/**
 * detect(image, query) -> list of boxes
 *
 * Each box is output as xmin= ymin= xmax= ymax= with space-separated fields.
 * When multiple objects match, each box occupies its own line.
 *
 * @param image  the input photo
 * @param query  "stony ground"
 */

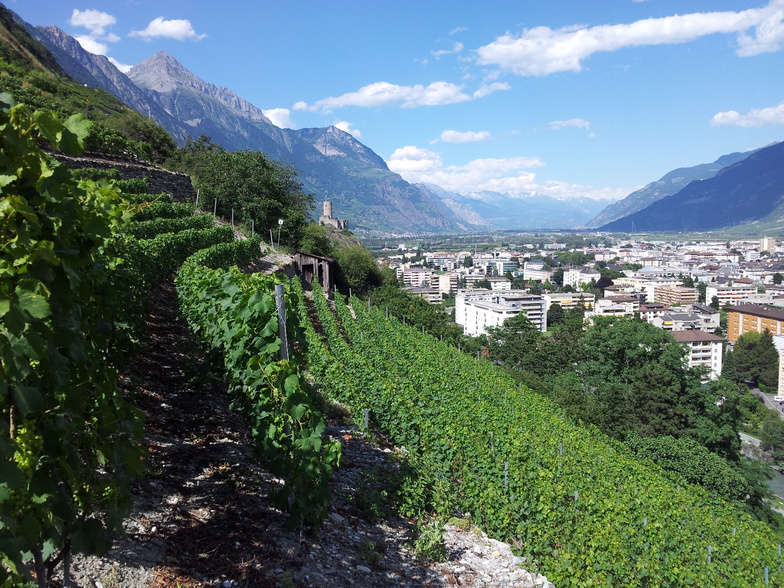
xmin=60 ymin=273 xmax=554 ymax=588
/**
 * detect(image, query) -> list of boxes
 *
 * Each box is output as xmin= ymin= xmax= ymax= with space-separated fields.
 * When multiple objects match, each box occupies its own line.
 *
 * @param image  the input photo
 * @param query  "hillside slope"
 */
xmin=600 ymin=141 xmax=784 ymax=232
xmin=587 ymin=150 xmax=753 ymax=228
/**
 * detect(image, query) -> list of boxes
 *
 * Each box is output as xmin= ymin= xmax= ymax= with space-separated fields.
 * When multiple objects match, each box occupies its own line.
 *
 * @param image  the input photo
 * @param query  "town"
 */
xmin=384 ymin=235 xmax=784 ymax=390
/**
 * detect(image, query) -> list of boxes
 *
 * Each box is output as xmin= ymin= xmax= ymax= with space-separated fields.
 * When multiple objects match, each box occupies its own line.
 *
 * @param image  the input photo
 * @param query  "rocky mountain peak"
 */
xmin=127 ymin=51 xmax=272 ymax=124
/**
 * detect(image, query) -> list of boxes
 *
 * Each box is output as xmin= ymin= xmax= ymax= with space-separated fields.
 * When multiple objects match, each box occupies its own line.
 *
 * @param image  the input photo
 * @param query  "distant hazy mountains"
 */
xmin=585 ymin=151 xmax=753 ymax=228
xmin=599 ymin=141 xmax=784 ymax=232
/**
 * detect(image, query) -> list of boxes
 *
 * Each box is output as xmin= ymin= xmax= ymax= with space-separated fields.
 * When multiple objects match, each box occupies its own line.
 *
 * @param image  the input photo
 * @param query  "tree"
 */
xmin=474 ymin=279 xmax=492 ymax=289
xmin=298 ymin=223 xmax=334 ymax=257
xmin=485 ymin=313 xmax=545 ymax=375
xmin=697 ymin=281 xmax=707 ymax=303
xmin=726 ymin=330 xmax=779 ymax=389
xmin=335 ymin=245 xmax=382 ymax=293
xmin=774 ymin=272 xmax=783 ymax=285
xmin=710 ymin=295 xmax=720 ymax=310
xmin=547 ymin=302 xmax=565 ymax=326
xmin=172 ymin=140 xmax=313 ymax=246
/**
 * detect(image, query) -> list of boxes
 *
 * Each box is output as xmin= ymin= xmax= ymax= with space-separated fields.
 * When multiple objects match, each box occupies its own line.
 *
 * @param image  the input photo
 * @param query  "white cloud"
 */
xmin=334 ymin=120 xmax=362 ymax=138
xmin=476 ymin=2 xmax=784 ymax=76
xmin=300 ymin=81 xmax=471 ymax=112
xmin=130 ymin=17 xmax=207 ymax=41
xmin=437 ymin=130 xmax=491 ymax=143
xmin=75 ymin=35 xmax=109 ymax=56
xmin=549 ymin=118 xmax=591 ymax=130
xmin=108 ymin=57 xmax=133 ymax=73
xmin=737 ymin=2 xmax=784 ymax=55
xmin=711 ymin=101 xmax=784 ymax=126
xmin=450 ymin=26 xmax=469 ymax=36
xmin=387 ymin=145 xmax=624 ymax=200
xmin=69 ymin=9 xmax=116 ymax=37
xmin=69 ymin=9 xmax=121 ymax=58
xmin=473 ymin=81 xmax=511 ymax=98
xmin=263 ymin=108 xmax=295 ymax=129
xmin=432 ymin=42 xmax=464 ymax=58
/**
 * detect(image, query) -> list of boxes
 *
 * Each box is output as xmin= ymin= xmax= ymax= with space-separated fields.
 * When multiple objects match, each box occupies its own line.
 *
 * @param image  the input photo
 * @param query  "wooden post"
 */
xmin=275 ymin=284 xmax=289 ymax=360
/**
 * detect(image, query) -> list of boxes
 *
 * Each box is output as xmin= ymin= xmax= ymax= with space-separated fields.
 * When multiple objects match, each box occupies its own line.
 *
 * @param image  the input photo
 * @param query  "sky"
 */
xmin=10 ymin=1 xmax=784 ymax=203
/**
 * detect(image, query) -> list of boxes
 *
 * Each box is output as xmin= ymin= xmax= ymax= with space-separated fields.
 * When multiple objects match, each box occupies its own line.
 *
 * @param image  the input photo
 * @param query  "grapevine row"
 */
xmin=300 ymin=285 xmax=784 ymax=587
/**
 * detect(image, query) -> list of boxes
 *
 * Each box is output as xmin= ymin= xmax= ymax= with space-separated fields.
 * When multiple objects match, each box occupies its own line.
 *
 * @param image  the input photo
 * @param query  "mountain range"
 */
xmin=585 ymin=150 xmax=754 ymax=228
xmin=24 ymin=19 xmax=615 ymax=234
xmin=600 ymin=140 xmax=784 ymax=233
xmin=12 ymin=11 xmax=784 ymax=235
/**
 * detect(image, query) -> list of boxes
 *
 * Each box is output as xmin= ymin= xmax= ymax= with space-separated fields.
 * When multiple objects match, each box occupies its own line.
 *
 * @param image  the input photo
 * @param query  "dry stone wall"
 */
xmin=53 ymin=154 xmax=196 ymax=201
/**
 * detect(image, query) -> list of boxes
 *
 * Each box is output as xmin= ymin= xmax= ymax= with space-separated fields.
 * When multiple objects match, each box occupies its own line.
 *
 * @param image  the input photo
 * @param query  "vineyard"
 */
xmin=4 ymin=98 xmax=784 ymax=587
xmin=296 ymin=283 xmax=784 ymax=587
xmin=0 ymin=99 xmax=335 ymax=586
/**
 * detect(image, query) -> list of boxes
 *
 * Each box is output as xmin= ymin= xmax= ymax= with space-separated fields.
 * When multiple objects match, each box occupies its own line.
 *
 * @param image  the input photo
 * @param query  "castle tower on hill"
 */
xmin=318 ymin=200 xmax=348 ymax=230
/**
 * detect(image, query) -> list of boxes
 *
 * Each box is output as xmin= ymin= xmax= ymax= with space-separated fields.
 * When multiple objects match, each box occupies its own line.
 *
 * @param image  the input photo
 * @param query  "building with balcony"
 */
xmin=653 ymin=285 xmax=698 ymax=306
xmin=671 ymin=330 xmax=724 ymax=380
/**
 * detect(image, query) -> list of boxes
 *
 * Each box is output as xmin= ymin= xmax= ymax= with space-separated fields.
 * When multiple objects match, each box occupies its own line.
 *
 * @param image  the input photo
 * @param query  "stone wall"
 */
xmin=52 ymin=154 xmax=196 ymax=201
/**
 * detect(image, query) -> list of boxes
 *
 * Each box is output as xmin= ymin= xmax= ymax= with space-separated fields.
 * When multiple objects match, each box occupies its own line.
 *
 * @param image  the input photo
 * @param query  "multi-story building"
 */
xmin=588 ymin=296 xmax=638 ymax=319
xmin=685 ymin=303 xmax=721 ymax=331
xmin=399 ymin=266 xmax=433 ymax=287
xmin=761 ymin=237 xmax=776 ymax=254
xmin=727 ymin=304 xmax=784 ymax=343
xmin=638 ymin=303 xmax=670 ymax=322
xmin=563 ymin=266 xmax=601 ymax=289
xmin=432 ymin=272 xmax=459 ymax=296
xmin=653 ymin=285 xmax=698 ymax=306
xmin=455 ymin=289 xmax=546 ymax=336
xmin=406 ymin=287 xmax=443 ymax=305
xmin=651 ymin=312 xmax=704 ymax=332
xmin=705 ymin=283 xmax=757 ymax=306
xmin=542 ymin=292 xmax=596 ymax=313
xmin=671 ymin=330 xmax=724 ymax=381
xmin=487 ymin=276 xmax=512 ymax=291
xmin=523 ymin=260 xmax=552 ymax=283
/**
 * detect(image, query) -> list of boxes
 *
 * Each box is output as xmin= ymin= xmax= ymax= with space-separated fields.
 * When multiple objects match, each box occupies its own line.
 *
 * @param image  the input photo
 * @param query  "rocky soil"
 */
xmin=60 ymin=270 xmax=554 ymax=588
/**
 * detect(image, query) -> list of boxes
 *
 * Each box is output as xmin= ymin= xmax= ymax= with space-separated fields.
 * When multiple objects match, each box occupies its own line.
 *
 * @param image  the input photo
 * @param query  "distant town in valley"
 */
xmin=378 ymin=234 xmax=784 ymax=389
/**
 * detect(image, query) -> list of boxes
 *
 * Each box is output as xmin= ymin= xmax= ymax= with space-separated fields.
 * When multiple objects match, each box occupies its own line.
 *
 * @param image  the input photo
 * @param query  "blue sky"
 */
xmin=11 ymin=1 xmax=784 ymax=203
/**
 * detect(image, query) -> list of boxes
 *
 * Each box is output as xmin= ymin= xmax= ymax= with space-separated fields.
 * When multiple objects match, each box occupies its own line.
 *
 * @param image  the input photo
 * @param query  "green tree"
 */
xmin=335 ymin=245 xmax=382 ymax=293
xmin=298 ymin=222 xmax=334 ymax=257
xmin=774 ymin=272 xmax=783 ymax=285
xmin=485 ymin=312 xmax=544 ymax=374
xmin=726 ymin=330 xmax=779 ymax=389
xmin=547 ymin=302 xmax=565 ymax=326
xmin=171 ymin=140 xmax=313 ymax=246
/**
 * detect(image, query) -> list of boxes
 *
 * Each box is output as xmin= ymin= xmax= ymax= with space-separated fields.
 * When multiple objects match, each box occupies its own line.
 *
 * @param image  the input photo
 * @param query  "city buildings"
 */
xmin=455 ymin=289 xmax=546 ymax=336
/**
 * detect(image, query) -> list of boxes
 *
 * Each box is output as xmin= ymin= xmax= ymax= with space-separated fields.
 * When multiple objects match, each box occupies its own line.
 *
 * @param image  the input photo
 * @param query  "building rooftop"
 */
xmin=728 ymin=304 xmax=784 ymax=321
xmin=671 ymin=330 xmax=725 ymax=343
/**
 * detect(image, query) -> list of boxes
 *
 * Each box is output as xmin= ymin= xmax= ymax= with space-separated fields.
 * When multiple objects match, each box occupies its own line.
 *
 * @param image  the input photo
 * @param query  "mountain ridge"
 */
xmin=586 ymin=150 xmax=754 ymax=228
xmin=600 ymin=140 xmax=784 ymax=232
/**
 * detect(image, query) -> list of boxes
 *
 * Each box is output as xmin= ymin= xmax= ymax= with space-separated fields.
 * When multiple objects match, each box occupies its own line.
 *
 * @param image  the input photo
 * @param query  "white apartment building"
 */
xmin=761 ymin=237 xmax=776 ymax=253
xmin=399 ymin=266 xmax=433 ymax=287
xmin=455 ymin=289 xmax=546 ymax=336
xmin=587 ymin=296 xmax=638 ymax=319
xmin=523 ymin=260 xmax=553 ymax=283
xmin=432 ymin=273 xmax=459 ymax=296
xmin=705 ymin=283 xmax=757 ymax=306
xmin=563 ymin=266 xmax=601 ymax=289
xmin=671 ymin=330 xmax=724 ymax=381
